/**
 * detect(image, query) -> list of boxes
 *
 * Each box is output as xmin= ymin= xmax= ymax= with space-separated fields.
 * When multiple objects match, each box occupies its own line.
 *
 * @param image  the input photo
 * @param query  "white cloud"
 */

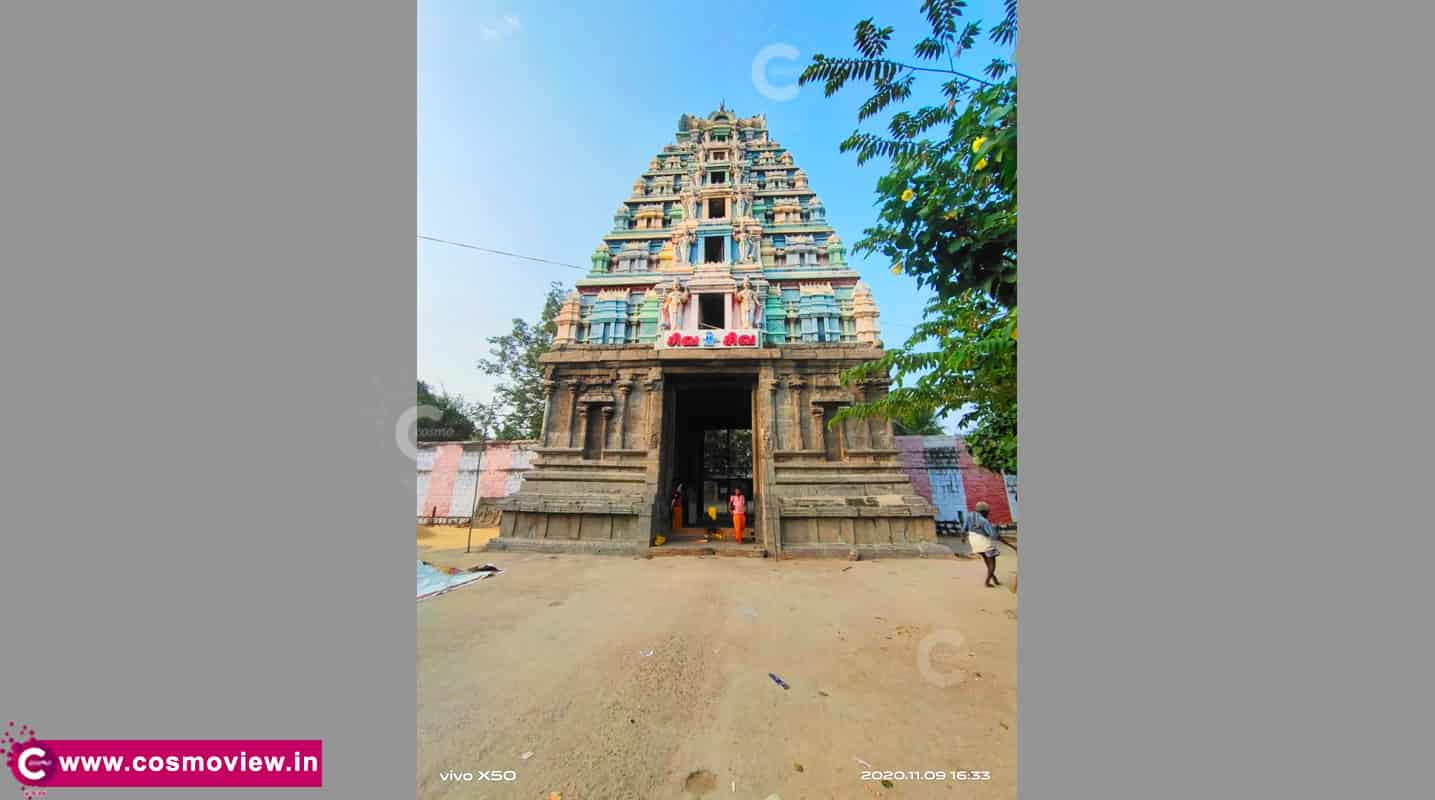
xmin=479 ymin=14 xmax=521 ymax=42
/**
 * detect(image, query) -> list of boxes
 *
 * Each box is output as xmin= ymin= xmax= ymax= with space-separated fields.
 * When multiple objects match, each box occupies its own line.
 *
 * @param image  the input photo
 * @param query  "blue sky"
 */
xmin=418 ymin=0 xmax=1013 ymax=417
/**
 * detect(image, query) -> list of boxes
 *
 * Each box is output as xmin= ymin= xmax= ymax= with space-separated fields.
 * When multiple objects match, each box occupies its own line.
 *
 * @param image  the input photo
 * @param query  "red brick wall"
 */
xmin=954 ymin=437 xmax=1013 ymax=525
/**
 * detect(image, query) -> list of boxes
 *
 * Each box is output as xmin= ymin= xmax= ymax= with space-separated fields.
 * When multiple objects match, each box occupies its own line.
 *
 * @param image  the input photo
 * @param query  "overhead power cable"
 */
xmin=418 ymin=235 xmax=587 ymax=271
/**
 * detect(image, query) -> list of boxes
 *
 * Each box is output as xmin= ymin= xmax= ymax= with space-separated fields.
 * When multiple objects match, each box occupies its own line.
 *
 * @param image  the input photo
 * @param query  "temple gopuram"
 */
xmin=493 ymin=107 xmax=945 ymax=558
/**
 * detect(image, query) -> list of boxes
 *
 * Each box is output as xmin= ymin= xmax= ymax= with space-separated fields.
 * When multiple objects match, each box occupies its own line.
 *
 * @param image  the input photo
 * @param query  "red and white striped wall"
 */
xmin=415 ymin=436 xmax=1014 ymax=530
xmin=416 ymin=441 xmax=537 ymax=519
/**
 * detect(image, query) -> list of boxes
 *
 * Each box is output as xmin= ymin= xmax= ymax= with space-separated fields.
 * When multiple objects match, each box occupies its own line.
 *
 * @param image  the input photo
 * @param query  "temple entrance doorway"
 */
xmin=665 ymin=376 xmax=755 ymax=540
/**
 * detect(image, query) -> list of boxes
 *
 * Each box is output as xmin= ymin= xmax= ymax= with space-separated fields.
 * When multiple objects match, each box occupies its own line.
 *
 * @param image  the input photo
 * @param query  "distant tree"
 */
xmin=473 ymin=282 xmax=566 ymax=440
xmin=416 ymin=380 xmax=479 ymax=442
xmin=892 ymin=406 xmax=947 ymax=436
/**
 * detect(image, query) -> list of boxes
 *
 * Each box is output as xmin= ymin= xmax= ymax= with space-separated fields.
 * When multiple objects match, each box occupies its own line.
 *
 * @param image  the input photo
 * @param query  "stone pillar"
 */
xmin=539 ymin=379 xmax=556 ymax=443
xmin=565 ymin=379 xmax=583 ymax=448
xmin=848 ymin=384 xmax=870 ymax=450
xmin=643 ymin=371 xmax=664 ymax=450
xmin=575 ymin=404 xmax=591 ymax=454
xmin=755 ymin=368 xmax=779 ymax=552
xmin=858 ymin=380 xmax=878 ymax=449
xmin=599 ymin=406 xmax=613 ymax=457
xmin=615 ymin=378 xmax=632 ymax=449
xmin=810 ymin=405 xmax=828 ymax=456
xmin=868 ymin=380 xmax=893 ymax=449
xmin=763 ymin=376 xmax=780 ymax=452
xmin=786 ymin=376 xmax=806 ymax=450
xmin=875 ymin=416 xmax=895 ymax=450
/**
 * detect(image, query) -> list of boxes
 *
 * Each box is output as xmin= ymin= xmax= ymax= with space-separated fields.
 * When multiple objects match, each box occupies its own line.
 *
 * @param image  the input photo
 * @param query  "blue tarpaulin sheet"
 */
xmin=417 ymin=560 xmax=501 ymax=601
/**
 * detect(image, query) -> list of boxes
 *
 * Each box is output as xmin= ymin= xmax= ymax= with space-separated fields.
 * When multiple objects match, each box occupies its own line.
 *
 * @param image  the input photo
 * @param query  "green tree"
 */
xmin=891 ymin=406 xmax=947 ymax=436
xmin=473 ymin=282 xmax=566 ymax=440
xmin=801 ymin=0 xmax=1018 ymax=474
xmin=416 ymin=380 xmax=479 ymax=442
xmin=963 ymin=401 xmax=1015 ymax=477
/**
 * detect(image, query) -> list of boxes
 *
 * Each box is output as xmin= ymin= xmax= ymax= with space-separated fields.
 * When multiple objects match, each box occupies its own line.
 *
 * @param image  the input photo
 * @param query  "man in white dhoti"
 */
xmin=964 ymin=501 xmax=1004 ymax=587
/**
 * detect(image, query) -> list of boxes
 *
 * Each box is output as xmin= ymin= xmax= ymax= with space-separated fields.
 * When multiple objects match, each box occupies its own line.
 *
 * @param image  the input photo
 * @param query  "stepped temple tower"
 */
xmin=493 ymin=107 xmax=945 ymax=557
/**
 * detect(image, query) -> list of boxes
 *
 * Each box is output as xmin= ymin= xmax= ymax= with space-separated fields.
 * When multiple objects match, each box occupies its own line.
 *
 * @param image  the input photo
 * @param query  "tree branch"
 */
xmin=888 ymin=59 xmax=999 ymax=88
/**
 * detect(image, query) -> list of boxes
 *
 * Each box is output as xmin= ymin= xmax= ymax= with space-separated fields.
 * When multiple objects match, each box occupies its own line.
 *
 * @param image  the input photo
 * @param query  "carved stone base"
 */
xmin=485 ymin=537 xmax=646 ymax=556
xmin=495 ymin=496 xmax=648 ymax=544
xmin=775 ymin=494 xmax=941 ymax=549
xmin=780 ymin=541 xmax=955 ymax=559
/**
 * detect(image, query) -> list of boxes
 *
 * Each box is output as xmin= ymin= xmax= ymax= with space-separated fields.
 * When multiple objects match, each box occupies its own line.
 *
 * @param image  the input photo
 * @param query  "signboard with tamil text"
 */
xmin=655 ymin=328 xmax=763 ymax=349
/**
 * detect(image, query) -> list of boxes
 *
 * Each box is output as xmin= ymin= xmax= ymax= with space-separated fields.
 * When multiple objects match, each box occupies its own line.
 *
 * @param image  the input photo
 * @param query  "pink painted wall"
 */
xmin=417 ymin=441 xmax=537 ymax=519
xmin=419 ymin=444 xmax=462 ymax=518
xmin=476 ymin=445 xmax=513 ymax=499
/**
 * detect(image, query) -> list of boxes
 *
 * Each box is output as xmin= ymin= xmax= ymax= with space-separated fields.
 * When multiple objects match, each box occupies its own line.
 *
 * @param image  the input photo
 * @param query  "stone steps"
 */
xmin=649 ymin=541 xmax=768 ymax=558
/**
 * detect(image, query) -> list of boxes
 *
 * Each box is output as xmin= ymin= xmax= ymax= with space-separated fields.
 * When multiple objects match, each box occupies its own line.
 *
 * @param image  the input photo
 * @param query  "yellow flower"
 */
xmin=900 ymin=188 xmax=915 ymax=202
xmin=971 ymin=136 xmax=987 ymax=154
xmin=891 ymin=263 xmax=903 ymax=275
xmin=974 ymin=157 xmax=988 ymax=171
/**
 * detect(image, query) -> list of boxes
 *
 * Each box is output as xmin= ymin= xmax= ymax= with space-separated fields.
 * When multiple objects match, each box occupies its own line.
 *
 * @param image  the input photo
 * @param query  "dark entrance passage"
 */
xmin=668 ymin=377 xmax=754 ymax=534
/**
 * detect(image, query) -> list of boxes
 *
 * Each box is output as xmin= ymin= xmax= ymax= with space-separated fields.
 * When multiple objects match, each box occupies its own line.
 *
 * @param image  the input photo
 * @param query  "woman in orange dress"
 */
xmin=670 ymin=485 xmax=683 ymax=530
xmin=728 ymin=487 xmax=747 ymax=544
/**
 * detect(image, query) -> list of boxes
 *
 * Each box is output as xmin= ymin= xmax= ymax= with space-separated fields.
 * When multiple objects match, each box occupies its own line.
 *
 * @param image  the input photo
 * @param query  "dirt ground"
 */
xmin=417 ymin=538 xmax=1017 ymax=800
xmin=418 ymin=524 xmax=501 ymax=553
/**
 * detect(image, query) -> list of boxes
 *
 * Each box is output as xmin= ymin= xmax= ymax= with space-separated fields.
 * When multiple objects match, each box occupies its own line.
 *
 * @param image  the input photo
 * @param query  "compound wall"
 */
xmin=416 ymin=436 xmax=1012 ymax=530
xmin=416 ymin=441 xmax=537 ymax=519
xmin=893 ymin=435 xmax=1015 ymax=528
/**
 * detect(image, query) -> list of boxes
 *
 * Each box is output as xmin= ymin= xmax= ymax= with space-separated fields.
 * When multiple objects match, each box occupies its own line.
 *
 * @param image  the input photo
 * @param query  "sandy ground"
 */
xmin=419 ymin=524 xmax=501 ymax=554
xmin=417 ymin=539 xmax=1017 ymax=800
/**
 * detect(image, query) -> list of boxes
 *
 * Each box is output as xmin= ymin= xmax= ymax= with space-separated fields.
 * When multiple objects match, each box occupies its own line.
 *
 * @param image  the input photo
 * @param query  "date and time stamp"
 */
xmin=861 ymin=770 xmax=992 ymax=783
xmin=439 ymin=769 xmax=993 ymax=785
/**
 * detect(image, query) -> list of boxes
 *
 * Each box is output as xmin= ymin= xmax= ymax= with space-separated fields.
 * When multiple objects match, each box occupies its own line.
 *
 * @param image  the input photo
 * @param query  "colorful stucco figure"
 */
xmin=736 ymin=278 xmax=761 ymax=330
xmin=661 ymin=279 xmax=689 ymax=330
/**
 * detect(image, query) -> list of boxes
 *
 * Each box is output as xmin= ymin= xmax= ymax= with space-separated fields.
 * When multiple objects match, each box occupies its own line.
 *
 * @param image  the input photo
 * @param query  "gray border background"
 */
xmin=1023 ymin=1 xmax=1432 ymax=796
xmin=0 ymin=2 xmax=414 ymax=798
xmin=2 ymin=1 xmax=1431 ymax=798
